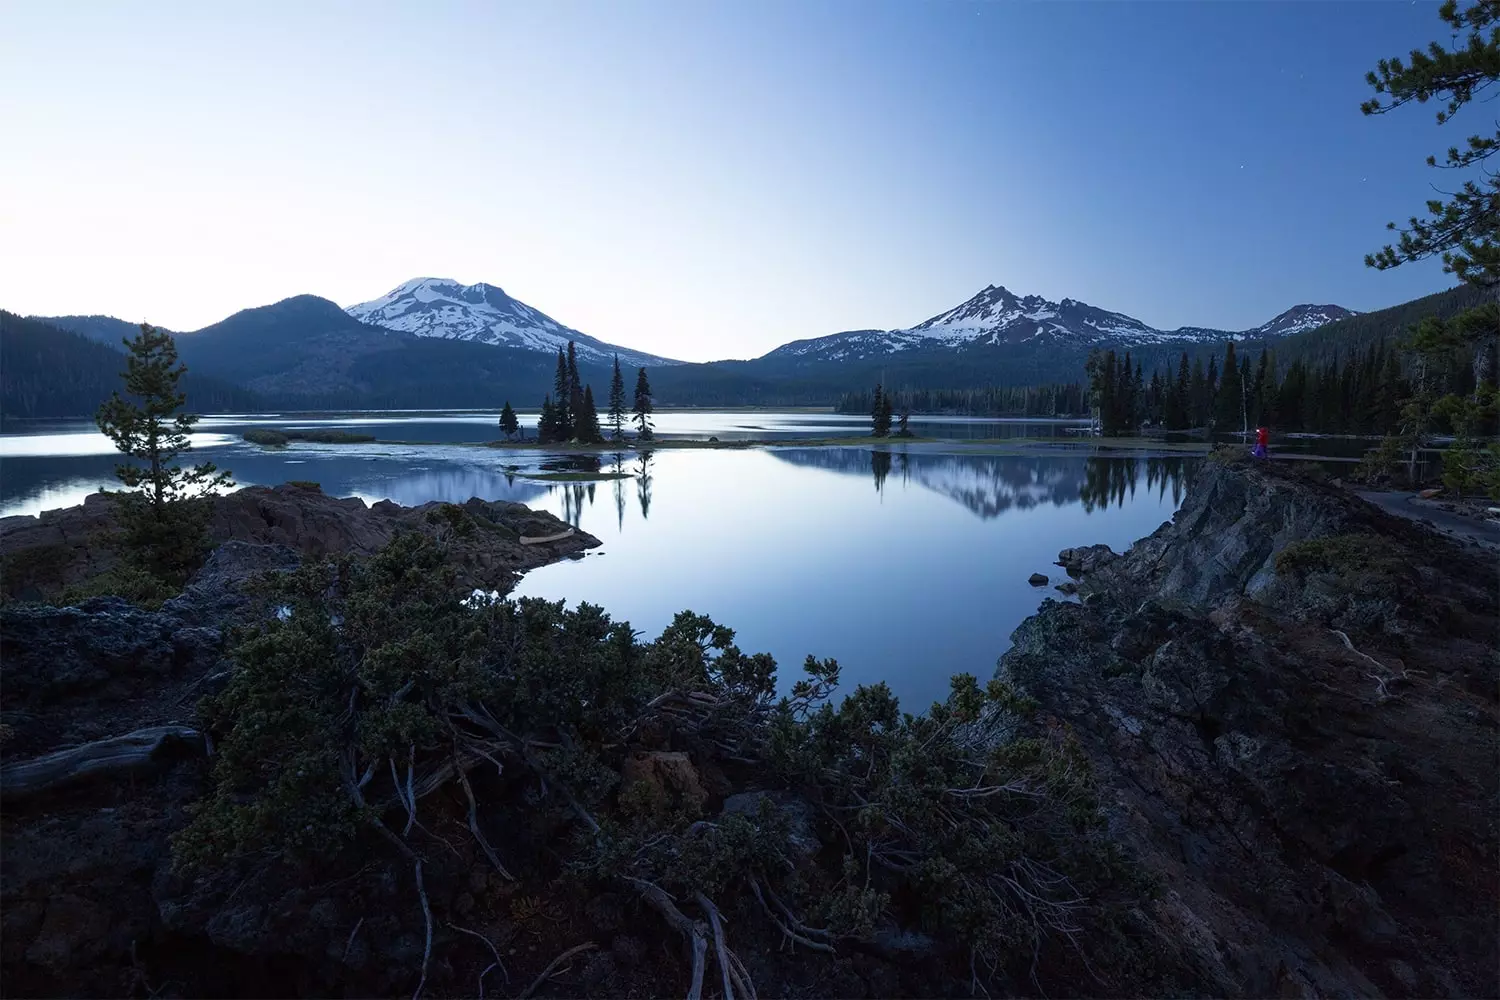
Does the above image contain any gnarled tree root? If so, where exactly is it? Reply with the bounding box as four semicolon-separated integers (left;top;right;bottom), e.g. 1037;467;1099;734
0;725;203;803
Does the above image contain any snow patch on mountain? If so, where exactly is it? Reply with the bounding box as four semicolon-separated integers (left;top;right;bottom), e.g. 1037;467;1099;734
346;278;678;367
763;285;1356;363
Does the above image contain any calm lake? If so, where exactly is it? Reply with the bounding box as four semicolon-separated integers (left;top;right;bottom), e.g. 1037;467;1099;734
0;411;1190;710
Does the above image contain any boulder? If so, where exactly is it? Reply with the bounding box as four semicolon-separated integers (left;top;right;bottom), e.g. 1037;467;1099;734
1027;572;1049;586
1055;543;1118;577
620;751;707;820
720;790;819;861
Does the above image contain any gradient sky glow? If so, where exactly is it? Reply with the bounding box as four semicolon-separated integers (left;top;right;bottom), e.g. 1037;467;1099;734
0;1;1459;361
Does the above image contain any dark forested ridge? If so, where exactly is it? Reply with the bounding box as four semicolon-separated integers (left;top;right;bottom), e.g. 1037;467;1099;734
0;312;260;419
835;383;1088;417
39;314;177;348
10;283;1490;416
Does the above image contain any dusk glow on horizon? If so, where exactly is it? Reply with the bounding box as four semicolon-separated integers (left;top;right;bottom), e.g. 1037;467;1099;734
1;0;1454;361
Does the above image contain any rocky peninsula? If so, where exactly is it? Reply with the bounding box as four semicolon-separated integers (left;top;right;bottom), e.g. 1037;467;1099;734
1;462;1494;998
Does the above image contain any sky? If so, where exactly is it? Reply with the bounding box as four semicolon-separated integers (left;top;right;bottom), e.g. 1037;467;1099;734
0;0;1464;362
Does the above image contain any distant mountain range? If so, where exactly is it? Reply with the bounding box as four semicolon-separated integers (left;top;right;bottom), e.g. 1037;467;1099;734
766;287;1353;365
7;275;1486;417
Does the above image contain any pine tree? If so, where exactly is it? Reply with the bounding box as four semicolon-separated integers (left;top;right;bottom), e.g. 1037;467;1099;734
499;400;520;440
567;341;583;433
578;385;602;443
1215;342;1242;433
1167;351;1191;430
871;383;886;436
95;323;234;586
1363;0;1500;287
897;407;911;437
537;395;561;443
1189;356;1208;428
553;350;573;440
633;367;654;440
879;388;894;436
608;355;627;441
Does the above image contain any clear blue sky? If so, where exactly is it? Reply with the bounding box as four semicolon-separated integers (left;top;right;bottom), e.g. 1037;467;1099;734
0;1;1459;361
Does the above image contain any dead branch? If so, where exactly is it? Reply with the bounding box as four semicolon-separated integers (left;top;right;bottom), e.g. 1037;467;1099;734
341;917;365;963
455;749;515;880
517;941;596;1000
627;878;708;1000
391;757;417;836
412;859;433;1000
1331;629;1426;702
760;880;832;942
748;877;834;954
0;726;203;803
447;921;507;993
696;892;757;1000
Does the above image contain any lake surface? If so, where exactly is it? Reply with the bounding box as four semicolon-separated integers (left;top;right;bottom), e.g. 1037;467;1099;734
0;411;1189;711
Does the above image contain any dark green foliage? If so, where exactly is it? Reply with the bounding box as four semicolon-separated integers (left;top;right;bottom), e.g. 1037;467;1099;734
553;349;574;440
499;400;520;439
175;530;1147;991
870;383;892;436
93;324;233;591
577;385;603;443
97;324;232;509
633;367;654;440
1216;342;1243;433
1086;350;1146;435
0;312;258;419
1363;0;1500;287
242;428;375;446
836;382;1086;417
537;395;563;443
567;342;584;432
608;355;627;440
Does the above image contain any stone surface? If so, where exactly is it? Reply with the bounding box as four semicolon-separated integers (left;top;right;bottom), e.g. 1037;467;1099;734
0;485;599;600
720;790;819;862
1027;572;1048;586
1000;457;1499;998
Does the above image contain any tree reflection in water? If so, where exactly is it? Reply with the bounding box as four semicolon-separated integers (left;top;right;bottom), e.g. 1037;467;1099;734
871;450;892;494
635;450;654;520
771;448;1190;519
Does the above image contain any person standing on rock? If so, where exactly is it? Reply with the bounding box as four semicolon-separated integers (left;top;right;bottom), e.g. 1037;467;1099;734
1253;426;1269;460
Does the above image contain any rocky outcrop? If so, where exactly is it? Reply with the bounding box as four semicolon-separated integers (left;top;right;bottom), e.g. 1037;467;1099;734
0;491;598;996
999;456;1499;998
0;485;598;599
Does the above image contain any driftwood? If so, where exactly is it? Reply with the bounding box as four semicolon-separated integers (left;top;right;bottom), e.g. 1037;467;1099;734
0;725;203;803
518;529;575;546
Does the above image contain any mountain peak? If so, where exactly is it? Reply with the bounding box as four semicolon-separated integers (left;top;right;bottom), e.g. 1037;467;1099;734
345;278;678;367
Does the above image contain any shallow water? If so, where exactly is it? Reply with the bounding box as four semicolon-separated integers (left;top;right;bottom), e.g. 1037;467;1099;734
0;411;1189;710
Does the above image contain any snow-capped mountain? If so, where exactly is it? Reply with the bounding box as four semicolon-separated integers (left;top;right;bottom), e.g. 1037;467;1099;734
346;278;679;367
763;285;1355;363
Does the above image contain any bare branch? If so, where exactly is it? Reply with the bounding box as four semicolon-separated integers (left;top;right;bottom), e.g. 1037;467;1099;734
447;921;508;992
517;941;596;1000
412;860;433;1000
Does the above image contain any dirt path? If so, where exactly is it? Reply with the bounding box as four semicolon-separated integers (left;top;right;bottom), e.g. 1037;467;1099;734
1357;490;1500;552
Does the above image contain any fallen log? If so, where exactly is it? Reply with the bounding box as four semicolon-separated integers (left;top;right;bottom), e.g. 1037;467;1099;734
518;528;575;546
0;725;203;803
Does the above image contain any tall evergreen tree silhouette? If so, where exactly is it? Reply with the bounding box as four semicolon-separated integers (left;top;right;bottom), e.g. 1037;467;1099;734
608;354;627;441
633;367;654;440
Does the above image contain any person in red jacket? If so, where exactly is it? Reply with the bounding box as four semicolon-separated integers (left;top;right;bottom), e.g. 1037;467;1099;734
1253;426;1269;459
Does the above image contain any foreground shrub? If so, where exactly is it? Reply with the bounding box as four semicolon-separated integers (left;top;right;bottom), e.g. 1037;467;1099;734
176;532;1147;994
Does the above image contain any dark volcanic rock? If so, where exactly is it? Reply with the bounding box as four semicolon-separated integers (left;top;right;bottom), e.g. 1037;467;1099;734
0;485;599;600
1027;572;1048;586
1001;457;1499;998
0;490;600;997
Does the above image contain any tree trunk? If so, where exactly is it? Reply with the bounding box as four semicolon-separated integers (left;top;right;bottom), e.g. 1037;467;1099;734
0;726;203;803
